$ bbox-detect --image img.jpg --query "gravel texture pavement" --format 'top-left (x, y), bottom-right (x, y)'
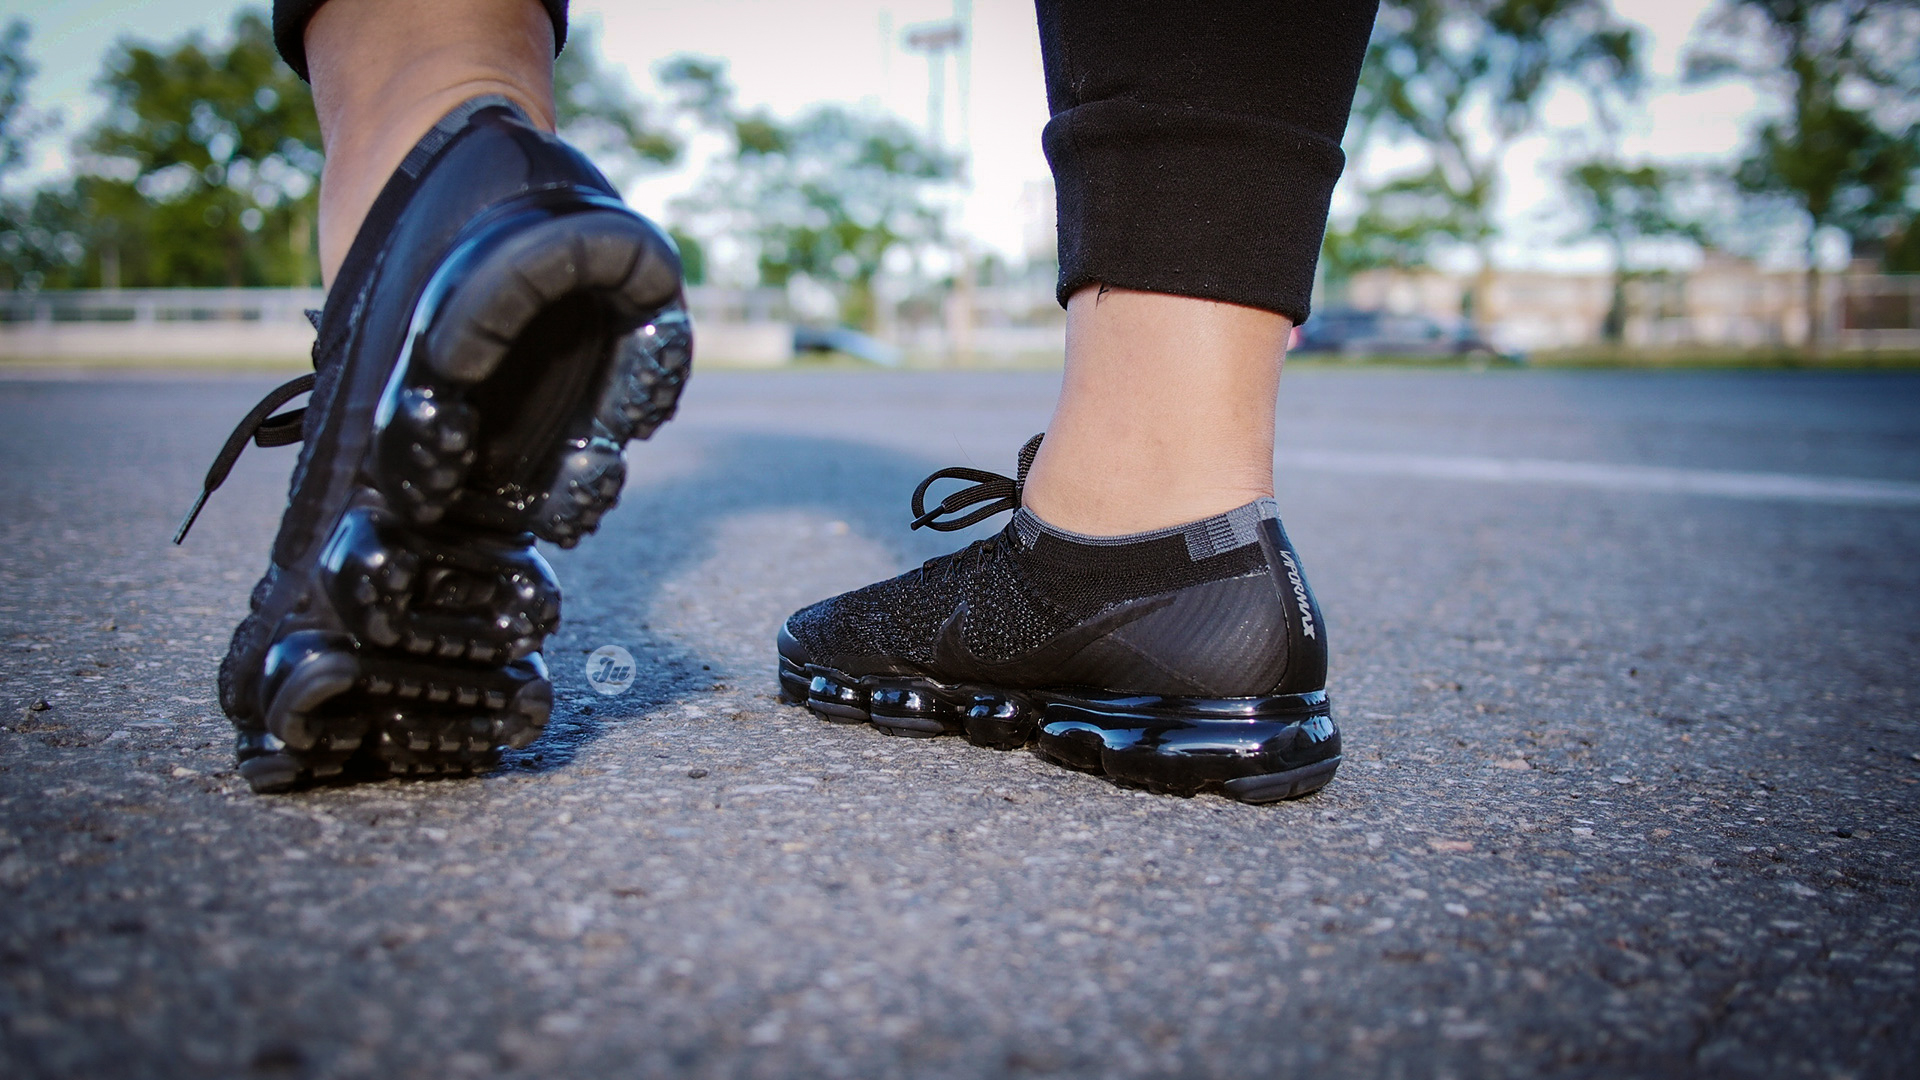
top-left (1, 367), bottom-right (1916, 1079)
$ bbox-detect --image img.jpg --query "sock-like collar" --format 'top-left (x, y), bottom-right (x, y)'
top-left (1012, 497), bottom-right (1279, 561)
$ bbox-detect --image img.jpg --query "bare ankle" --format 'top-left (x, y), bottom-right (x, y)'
top-left (306, 0), bottom-right (557, 286)
top-left (1020, 285), bottom-right (1288, 535)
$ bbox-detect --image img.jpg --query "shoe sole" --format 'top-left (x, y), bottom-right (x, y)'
top-left (779, 657), bottom-right (1341, 804)
top-left (240, 193), bottom-right (689, 792)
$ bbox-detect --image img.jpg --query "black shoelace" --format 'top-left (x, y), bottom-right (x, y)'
top-left (172, 373), bottom-right (314, 544)
top-left (908, 433), bottom-right (1044, 532)
top-left (916, 533), bottom-right (1011, 585)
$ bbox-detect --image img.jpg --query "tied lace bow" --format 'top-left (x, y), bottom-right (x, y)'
top-left (909, 433), bottom-right (1043, 531)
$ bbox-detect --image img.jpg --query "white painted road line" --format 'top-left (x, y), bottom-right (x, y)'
top-left (1276, 450), bottom-right (1920, 507)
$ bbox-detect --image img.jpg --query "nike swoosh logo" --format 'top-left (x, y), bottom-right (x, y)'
top-left (929, 593), bottom-right (1178, 686)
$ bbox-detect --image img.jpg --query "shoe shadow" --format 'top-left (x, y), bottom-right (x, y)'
top-left (499, 428), bottom-right (1005, 773)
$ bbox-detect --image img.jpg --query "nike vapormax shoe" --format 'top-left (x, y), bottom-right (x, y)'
top-left (777, 436), bottom-right (1340, 803)
top-left (179, 97), bottom-right (691, 792)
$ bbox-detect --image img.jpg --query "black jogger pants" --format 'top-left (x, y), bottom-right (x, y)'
top-left (273, 0), bottom-right (1378, 324)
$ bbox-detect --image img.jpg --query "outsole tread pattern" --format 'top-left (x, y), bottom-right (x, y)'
top-left (239, 196), bottom-right (688, 793)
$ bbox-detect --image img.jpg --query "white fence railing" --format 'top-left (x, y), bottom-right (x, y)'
top-left (0, 289), bottom-right (323, 362)
top-left (0, 284), bottom-right (1072, 365)
top-left (0, 288), bottom-right (328, 326)
top-left (0, 287), bottom-right (806, 364)
top-left (0, 287), bottom-right (782, 326)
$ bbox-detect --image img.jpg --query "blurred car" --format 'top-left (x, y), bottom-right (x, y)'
top-left (1294, 306), bottom-right (1519, 362)
top-left (792, 325), bottom-right (901, 366)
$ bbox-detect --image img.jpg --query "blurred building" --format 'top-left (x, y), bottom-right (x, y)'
top-left (1336, 255), bottom-right (1920, 353)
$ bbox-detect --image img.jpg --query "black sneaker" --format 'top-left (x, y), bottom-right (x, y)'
top-left (180, 97), bottom-right (691, 792)
top-left (776, 436), bottom-right (1340, 803)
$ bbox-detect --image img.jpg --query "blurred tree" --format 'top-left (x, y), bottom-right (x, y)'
top-left (71, 9), bottom-right (323, 288)
top-left (656, 55), bottom-right (733, 128)
top-left (5, 13), bottom-right (683, 291)
top-left (0, 18), bottom-right (76, 291)
top-left (1, 186), bottom-right (91, 292)
top-left (1885, 214), bottom-right (1920, 273)
top-left (1686, 0), bottom-right (1920, 345)
top-left (553, 25), bottom-right (679, 186)
top-left (0, 18), bottom-right (46, 182)
top-left (1329, 0), bottom-right (1643, 321)
top-left (663, 59), bottom-right (955, 329)
top-left (1563, 162), bottom-right (1704, 342)
top-left (666, 228), bottom-right (706, 286)
top-left (1319, 169), bottom-right (1475, 285)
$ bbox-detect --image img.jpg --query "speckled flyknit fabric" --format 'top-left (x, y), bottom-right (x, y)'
top-left (785, 500), bottom-right (1276, 671)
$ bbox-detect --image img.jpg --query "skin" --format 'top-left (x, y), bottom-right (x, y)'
top-left (1020, 285), bottom-right (1291, 534)
top-left (305, 0), bottom-right (557, 287)
top-left (306, 1), bottom-right (1287, 536)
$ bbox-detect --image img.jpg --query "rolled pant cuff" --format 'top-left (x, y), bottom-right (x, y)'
top-left (1042, 98), bottom-right (1346, 326)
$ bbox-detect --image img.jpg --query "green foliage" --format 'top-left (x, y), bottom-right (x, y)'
top-left (1564, 163), bottom-right (1701, 252)
top-left (1885, 214), bottom-right (1920, 273)
top-left (1321, 168), bottom-right (1479, 281)
top-left (0, 18), bottom-right (46, 183)
top-left (1687, 0), bottom-right (1920, 270)
top-left (1563, 161), bottom-right (1705, 340)
top-left (0, 9), bottom-right (684, 291)
top-left (656, 56), bottom-right (732, 128)
top-left (553, 25), bottom-right (678, 184)
top-left (1328, 0), bottom-right (1644, 305)
top-left (2, 183), bottom-right (88, 291)
top-left (0, 18), bottom-right (74, 290)
top-left (664, 59), bottom-right (956, 328)
top-left (65, 9), bottom-right (322, 288)
top-left (1734, 99), bottom-right (1915, 255)
top-left (667, 228), bottom-right (706, 286)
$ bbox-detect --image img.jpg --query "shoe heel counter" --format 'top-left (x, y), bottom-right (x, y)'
top-left (1261, 519), bottom-right (1327, 694)
top-left (1052, 522), bottom-right (1326, 698)
top-left (1047, 573), bottom-right (1285, 698)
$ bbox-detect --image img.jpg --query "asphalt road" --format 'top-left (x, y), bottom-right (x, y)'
top-left (1, 366), bottom-right (1916, 1079)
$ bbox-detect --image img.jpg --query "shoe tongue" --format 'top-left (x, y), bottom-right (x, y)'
top-left (1015, 433), bottom-right (1044, 485)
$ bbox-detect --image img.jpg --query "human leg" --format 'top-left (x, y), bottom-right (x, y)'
top-left (300, 0), bottom-right (563, 287)
top-left (188, 0), bottom-right (690, 791)
top-left (1022, 0), bottom-right (1374, 533)
top-left (1021, 287), bottom-right (1289, 535)
top-left (774, 1), bottom-right (1377, 802)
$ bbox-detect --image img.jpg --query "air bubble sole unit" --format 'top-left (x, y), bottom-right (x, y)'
top-left (777, 652), bottom-right (1342, 804)
top-left (234, 191), bottom-right (691, 792)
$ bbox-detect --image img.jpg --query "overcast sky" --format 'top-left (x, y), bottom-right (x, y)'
top-left (2, 0), bottom-right (1763, 271)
